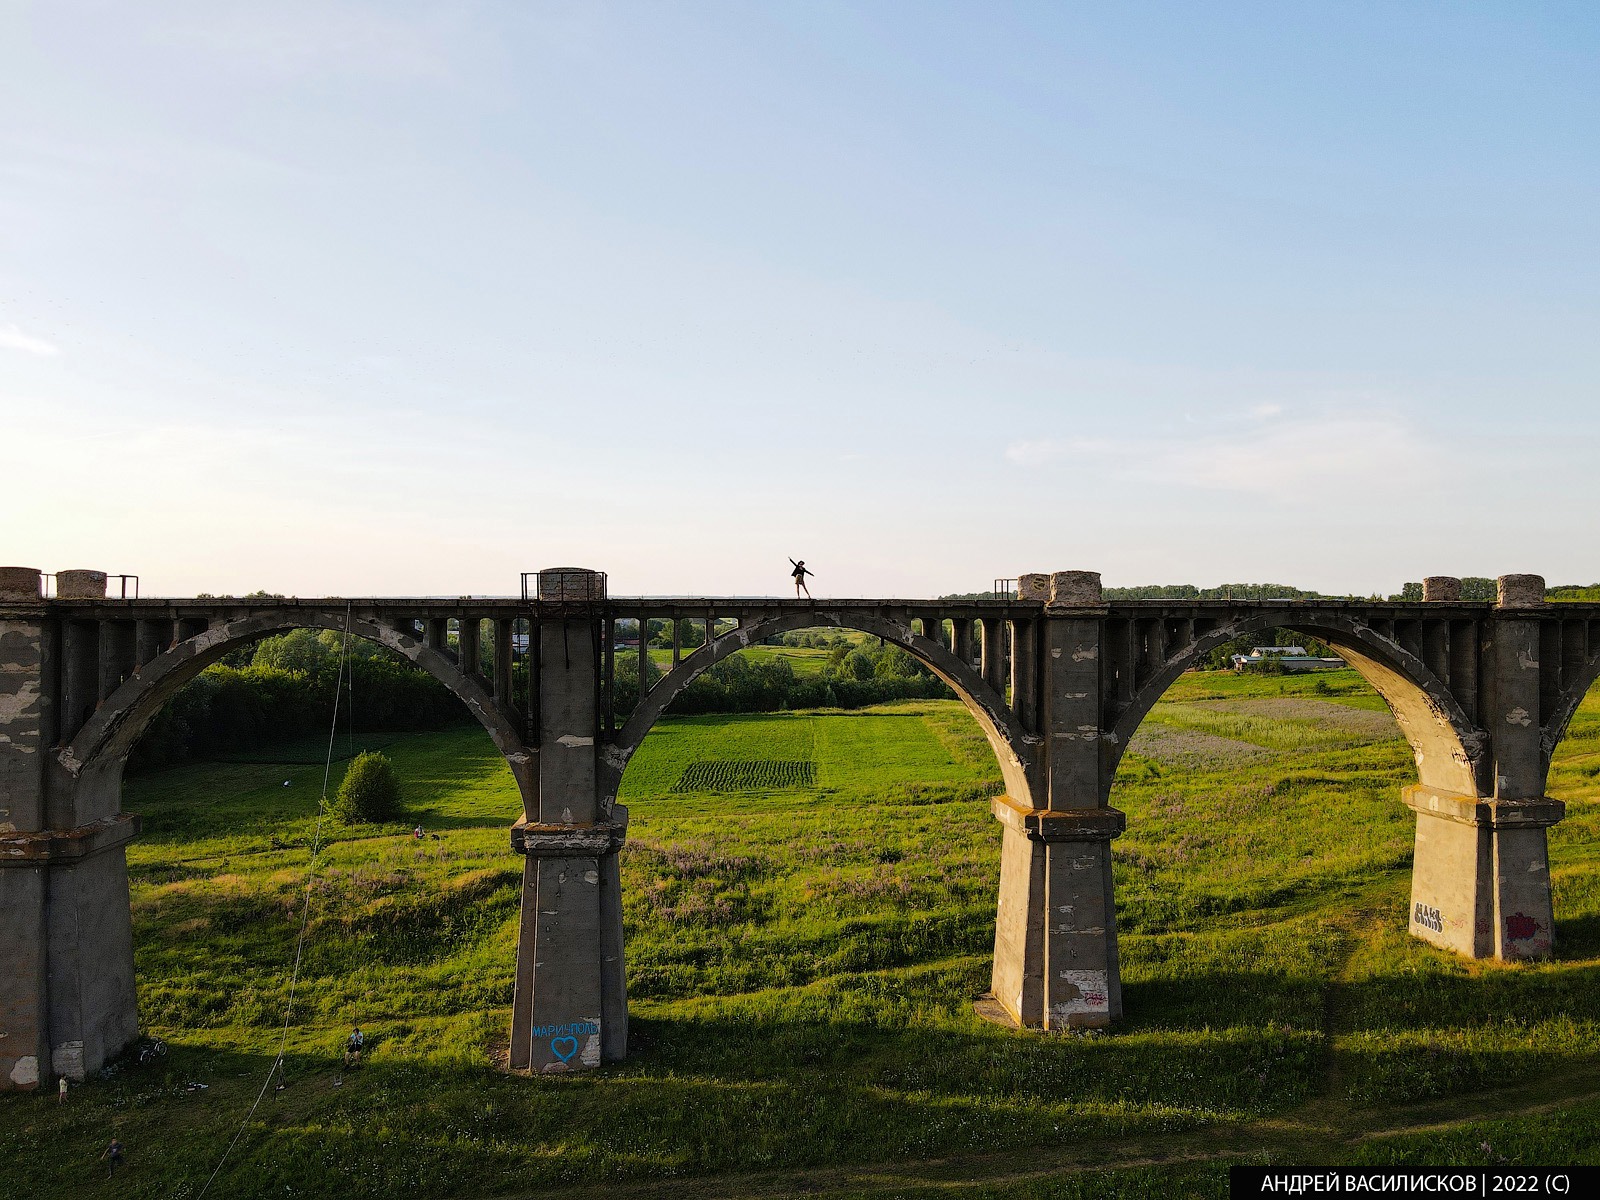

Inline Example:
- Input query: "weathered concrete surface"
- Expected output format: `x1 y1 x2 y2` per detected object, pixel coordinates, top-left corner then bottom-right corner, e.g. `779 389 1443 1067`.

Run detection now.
5 567 1600 1086
56 570 107 600
1498 574 1547 609
1406 787 1563 960
989 795 1125 1028
1423 576 1463 602
0 866 47 1089
0 615 50 1089
45 842 140 1080
509 583 629 1072
0 568 41 603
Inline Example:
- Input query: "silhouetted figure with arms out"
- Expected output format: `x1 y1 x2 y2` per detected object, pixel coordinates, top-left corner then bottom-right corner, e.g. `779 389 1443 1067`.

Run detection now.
790 559 814 599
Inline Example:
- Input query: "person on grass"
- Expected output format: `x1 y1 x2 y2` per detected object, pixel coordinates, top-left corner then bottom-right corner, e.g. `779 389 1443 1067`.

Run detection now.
345 1024 365 1069
789 558 814 599
101 1137 125 1179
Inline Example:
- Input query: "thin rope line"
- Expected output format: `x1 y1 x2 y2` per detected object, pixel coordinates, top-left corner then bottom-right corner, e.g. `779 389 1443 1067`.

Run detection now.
192 603 353 1199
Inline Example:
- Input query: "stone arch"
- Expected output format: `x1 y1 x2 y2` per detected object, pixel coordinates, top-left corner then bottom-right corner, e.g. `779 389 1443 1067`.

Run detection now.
1106 612 1485 799
1541 647 1600 788
60 610 535 823
598 610 1039 809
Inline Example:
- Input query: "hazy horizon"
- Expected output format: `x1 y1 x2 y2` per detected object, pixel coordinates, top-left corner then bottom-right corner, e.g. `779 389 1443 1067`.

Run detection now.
4 2 1597 597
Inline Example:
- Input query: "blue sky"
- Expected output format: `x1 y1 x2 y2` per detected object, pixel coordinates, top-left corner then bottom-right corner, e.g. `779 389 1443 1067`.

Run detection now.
3 1 1597 597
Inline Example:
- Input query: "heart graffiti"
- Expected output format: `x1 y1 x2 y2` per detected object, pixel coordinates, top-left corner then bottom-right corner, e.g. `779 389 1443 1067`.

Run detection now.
550 1035 579 1063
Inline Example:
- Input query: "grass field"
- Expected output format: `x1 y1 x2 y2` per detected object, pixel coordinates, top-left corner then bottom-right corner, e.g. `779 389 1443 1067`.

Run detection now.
641 642 837 676
8 667 1600 1197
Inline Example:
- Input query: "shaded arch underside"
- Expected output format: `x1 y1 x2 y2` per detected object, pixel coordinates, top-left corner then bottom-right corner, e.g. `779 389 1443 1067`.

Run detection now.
1542 649 1600 780
600 610 1037 810
1108 613 1485 799
63 611 533 821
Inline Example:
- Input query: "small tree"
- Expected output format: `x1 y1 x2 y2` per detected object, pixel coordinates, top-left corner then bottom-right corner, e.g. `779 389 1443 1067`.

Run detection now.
333 751 402 823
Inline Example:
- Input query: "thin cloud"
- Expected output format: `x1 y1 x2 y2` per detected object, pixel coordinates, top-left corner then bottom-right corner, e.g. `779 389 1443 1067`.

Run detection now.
1008 411 1432 501
0 324 59 356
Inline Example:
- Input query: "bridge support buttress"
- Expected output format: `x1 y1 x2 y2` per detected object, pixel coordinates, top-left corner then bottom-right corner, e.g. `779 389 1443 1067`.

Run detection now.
1405 590 1564 959
508 587 628 1072
1 575 141 1090
987 572 1126 1029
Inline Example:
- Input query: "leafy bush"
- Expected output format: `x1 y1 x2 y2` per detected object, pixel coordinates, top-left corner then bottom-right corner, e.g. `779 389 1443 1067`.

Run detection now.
331 751 403 823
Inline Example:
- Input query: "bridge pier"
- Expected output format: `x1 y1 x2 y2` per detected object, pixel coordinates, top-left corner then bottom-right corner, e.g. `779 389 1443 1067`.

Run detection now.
987 571 1126 1029
1 569 142 1090
508 573 628 1072
1404 578 1565 960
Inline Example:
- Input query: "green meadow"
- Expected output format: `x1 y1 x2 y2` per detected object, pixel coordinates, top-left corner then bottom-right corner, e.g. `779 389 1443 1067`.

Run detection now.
8 667 1600 1197
643 642 837 676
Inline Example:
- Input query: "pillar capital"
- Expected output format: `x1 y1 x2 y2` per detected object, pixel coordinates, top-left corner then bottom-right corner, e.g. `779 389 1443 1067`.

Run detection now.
0 814 141 864
536 567 607 603
1401 786 1564 829
1016 573 1050 601
510 817 628 858
1422 576 1462 602
1497 574 1546 608
0 567 41 602
56 570 107 600
1047 570 1101 607
991 794 1125 842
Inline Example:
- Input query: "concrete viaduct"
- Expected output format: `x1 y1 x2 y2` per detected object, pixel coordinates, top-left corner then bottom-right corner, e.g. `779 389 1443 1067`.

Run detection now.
3 565 1597 1088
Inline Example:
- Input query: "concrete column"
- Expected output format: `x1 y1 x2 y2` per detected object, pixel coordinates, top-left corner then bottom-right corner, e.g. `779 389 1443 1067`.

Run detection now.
0 611 50 1090
987 604 1124 1030
41 828 141 1082
1 606 142 1091
425 618 449 652
981 617 1006 692
61 621 99 743
920 615 944 647
638 618 650 701
509 577 626 1071
1009 620 1036 729
1405 787 1562 960
672 618 682 666
98 621 137 702
1405 582 1564 962
494 618 514 708
135 619 172 667
989 799 1124 1029
458 618 482 679
952 618 973 665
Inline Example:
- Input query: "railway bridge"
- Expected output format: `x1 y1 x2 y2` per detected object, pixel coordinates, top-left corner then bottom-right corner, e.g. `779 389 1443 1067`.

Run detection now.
3 565 1597 1087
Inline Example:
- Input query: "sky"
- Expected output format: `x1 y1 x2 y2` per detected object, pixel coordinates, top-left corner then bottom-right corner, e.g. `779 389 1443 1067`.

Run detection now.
3 1 1597 598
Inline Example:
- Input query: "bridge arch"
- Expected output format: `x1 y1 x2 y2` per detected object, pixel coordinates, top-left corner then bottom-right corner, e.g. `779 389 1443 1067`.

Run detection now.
60 610 534 823
1540 646 1600 788
598 610 1038 809
1107 611 1486 800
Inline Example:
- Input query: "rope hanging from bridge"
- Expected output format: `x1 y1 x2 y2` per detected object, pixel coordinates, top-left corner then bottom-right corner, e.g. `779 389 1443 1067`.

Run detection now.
191 602 355 1199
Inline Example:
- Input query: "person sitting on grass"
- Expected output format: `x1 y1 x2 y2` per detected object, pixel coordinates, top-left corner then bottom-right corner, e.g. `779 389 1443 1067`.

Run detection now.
344 1024 365 1069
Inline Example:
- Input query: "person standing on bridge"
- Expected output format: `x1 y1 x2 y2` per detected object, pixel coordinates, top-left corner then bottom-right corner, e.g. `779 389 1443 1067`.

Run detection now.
789 559 814 599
